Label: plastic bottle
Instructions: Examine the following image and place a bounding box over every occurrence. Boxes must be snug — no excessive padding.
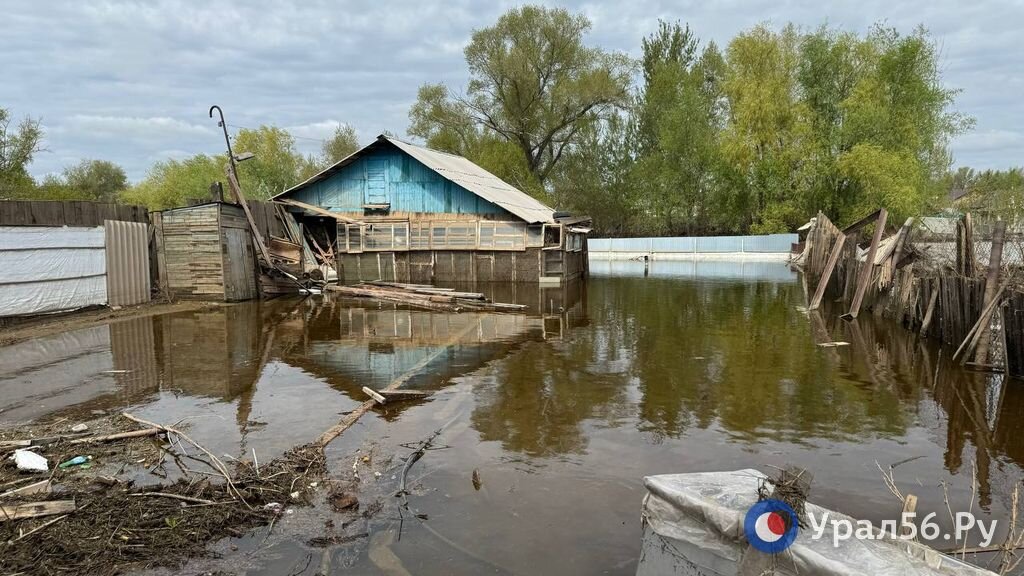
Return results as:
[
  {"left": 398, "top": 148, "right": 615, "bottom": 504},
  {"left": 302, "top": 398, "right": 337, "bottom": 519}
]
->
[{"left": 58, "top": 455, "right": 93, "bottom": 468}]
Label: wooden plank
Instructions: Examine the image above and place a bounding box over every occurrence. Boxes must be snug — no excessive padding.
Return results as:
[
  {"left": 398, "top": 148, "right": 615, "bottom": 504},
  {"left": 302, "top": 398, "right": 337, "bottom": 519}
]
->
[
  {"left": 842, "top": 209, "right": 883, "bottom": 235},
  {"left": 809, "top": 234, "right": 846, "bottom": 310},
  {"left": 920, "top": 287, "right": 939, "bottom": 335},
  {"left": 378, "top": 390, "right": 428, "bottom": 399},
  {"left": 0, "top": 499, "right": 76, "bottom": 522},
  {"left": 843, "top": 208, "right": 887, "bottom": 320},
  {"left": 900, "top": 494, "right": 918, "bottom": 537},
  {"left": 276, "top": 198, "right": 363, "bottom": 224},
  {"left": 225, "top": 167, "right": 272, "bottom": 265},
  {"left": 0, "top": 480, "right": 51, "bottom": 499},
  {"left": 975, "top": 220, "right": 1006, "bottom": 364}
]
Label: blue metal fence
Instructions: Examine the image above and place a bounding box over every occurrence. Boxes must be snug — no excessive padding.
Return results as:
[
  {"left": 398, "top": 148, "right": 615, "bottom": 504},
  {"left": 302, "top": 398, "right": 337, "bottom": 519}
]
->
[{"left": 588, "top": 234, "right": 797, "bottom": 254}]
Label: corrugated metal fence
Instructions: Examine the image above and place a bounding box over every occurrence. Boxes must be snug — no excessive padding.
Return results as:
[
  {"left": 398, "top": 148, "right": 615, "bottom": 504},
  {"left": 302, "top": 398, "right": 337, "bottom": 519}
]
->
[
  {"left": 105, "top": 220, "right": 151, "bottom": 307},
  {"left": 588, "top": 234, "right": 797, "bottom": 255}
]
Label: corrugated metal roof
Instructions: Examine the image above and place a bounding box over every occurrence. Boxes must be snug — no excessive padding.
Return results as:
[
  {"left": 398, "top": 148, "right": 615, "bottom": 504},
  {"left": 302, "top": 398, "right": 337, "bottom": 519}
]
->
[{"left": 276, "top": 135, "right": 555, "bottom": 224}]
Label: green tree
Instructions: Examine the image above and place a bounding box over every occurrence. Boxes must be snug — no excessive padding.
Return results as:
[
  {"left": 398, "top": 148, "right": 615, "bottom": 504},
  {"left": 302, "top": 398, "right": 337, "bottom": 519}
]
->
[
  {"left": 299, "top": 124, "right": 361, "bottom": 180},
  {"left": 232, "top": 126, "right": 301, "bottom": 198},
  {"left": 719, "top": 24, "right": 814, "bottom": 233},
  {"left": 549, "top": 115, "right": 636, "bottom": 235},
  {"left": 408, "top": 5, "right": 632, "bottom": 189},
  {"left": 63, "top": 159, "right": 128, "bottom": 201},
  {"left": 121, "top": 154, "right": 224, "bottom": 210},
  {"left": 0, "top": 107, "right": 44, "bottom": 198},
  {"left": 630, "top": 22, "right": 728, "bottom": 235}
]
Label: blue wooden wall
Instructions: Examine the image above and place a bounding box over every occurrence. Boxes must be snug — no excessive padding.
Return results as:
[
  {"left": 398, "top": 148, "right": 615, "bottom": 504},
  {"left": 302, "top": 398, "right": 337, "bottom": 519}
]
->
[{"left": 285, "top": 146, "right": 513, "bottom": 218}]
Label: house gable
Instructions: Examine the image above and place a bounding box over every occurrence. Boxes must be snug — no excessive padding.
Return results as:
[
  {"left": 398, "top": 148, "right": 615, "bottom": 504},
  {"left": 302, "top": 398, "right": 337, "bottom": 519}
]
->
[{"left": 283, "top": 144, "right": 515, "bottom": 220}]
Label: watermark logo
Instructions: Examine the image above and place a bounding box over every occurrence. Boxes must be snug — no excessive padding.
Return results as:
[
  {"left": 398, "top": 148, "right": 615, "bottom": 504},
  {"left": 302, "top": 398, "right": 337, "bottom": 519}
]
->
[{"left": 744, "top": 499, "right": 799, "bottom": 554}]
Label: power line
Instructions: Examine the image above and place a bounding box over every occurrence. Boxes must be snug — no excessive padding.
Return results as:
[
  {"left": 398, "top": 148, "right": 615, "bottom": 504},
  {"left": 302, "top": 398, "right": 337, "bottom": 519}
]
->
[{"left": 225, "top": 122, "right": 336, "bottom": 145}]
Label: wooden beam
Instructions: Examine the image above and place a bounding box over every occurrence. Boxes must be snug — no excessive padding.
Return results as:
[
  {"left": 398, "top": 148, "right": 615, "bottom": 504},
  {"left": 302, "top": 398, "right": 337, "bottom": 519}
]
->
[
  {"left": 225, "top": 167, "right": 273, "bottom": 265},
  {"left": 842, "top": 209, "right": 883, "bottom": 235},
  {"left": 809, "top": 234, "right": 846, "bottom": 310},
  {"left": 975, "top": 220, "right": 1006, "bottom": 365},
  {"left": 362, "top": 387, "right": 387, "bottom": 405},
  {"left": 954, "top": 283, "right": 1007, "bottom": 363},
  {"left": 920, "top": 287, "right": 939, "bottom": 335},
  {"left": 892, "top": 217, "right": 915, "bottom": 269},
  {"left": 843, "top": 208, "right": 888, "bottom": 320},
  {"left": 276, "top": 198, "right": 363, "bottom": 225}
]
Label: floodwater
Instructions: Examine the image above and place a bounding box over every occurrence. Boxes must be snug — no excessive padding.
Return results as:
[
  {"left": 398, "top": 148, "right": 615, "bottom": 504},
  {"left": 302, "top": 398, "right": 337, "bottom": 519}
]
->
[{"left": 2, "top": 259, "right": 1022, "bottom": 575}]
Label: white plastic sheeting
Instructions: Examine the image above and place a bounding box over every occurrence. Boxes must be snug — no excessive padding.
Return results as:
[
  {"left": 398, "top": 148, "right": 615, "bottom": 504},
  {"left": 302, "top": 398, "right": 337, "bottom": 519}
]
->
[
  {"left": 638, "top": 469, "right": 995, "bottom": 576},
  {"left": 0, "top": 226, "right": 107, "bottom": 317}
]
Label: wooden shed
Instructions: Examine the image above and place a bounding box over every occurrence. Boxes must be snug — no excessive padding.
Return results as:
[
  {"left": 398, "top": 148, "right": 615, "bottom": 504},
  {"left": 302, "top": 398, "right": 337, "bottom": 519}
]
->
[{"left": 154, "top": 202, "right": 257, "bottom": 301}]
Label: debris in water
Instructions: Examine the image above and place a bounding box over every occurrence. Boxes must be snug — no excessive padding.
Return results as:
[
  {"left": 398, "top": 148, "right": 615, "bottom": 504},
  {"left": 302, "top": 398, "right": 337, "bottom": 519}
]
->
[
  {"left": 58, "top": 455, "right": 93, "bottom": 469},
  {"left": 330, "top": 490, "right": 359, "bottom": 511},
  {"left": 472, "top": 469, "right": 482, "bottom": 491},
  {"left": 816, "top": 341, "right": 850, "bottom": 348}
]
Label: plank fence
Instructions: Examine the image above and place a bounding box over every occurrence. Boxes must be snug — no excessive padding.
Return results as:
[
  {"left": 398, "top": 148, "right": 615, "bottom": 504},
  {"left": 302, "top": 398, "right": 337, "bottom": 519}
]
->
[
  {"left": 803, "top": 211, "right": 1024, "bottom": 379},
  {"left": 0, "top": 200, "right": 148, "bottom": 227}
]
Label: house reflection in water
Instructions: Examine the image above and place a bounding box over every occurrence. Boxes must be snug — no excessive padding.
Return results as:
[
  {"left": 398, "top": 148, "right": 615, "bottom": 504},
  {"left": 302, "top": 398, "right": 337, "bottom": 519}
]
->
[{"left": 0, "top": 281, "right": 586, "bottom": 429}]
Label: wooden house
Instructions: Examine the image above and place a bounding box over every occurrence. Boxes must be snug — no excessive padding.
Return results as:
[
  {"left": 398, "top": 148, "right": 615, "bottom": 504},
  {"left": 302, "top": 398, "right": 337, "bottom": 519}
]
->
[
  {"left": 274, "top": 135, "right": 590, "bottom": 284},
  {"left": 153, "top": 203, "right": 258, "bottom": 301}
]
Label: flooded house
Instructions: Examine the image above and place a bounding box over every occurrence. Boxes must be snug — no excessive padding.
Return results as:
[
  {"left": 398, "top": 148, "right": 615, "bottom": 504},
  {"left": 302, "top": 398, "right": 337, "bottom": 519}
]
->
[{"left": 274, "top": 135, "right": 590, "bottom": 284}]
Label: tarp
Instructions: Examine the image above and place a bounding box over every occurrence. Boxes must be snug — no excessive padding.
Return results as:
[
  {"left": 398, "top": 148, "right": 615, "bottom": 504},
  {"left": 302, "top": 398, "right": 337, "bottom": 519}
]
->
[
  {"left": 0, "top": 226, "right": 107, "bottom": 317},
  {"left": 638, "top": 469, "right": 995, "bottom": 576}
]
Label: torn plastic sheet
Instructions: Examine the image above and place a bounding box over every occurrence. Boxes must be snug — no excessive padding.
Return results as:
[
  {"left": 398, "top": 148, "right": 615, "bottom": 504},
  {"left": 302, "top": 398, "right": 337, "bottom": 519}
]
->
[{"left": 638, "top": 469, "right": 995, "bottom": 576}]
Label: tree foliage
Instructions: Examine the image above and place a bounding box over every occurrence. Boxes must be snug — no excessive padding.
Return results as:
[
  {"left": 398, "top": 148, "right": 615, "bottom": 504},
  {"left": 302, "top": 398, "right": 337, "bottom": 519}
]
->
[
  {"left": 0, "top": 107, "right": 44, "bottom": 198},
  {"left": 409, "top": 5, "right": 632, "bottom": 190},
  {"left": 62, "top": 159, "right": 128, "bottom": 202},
  {"left": 299, "top": 124, "right": 360, "bottom": 180}
]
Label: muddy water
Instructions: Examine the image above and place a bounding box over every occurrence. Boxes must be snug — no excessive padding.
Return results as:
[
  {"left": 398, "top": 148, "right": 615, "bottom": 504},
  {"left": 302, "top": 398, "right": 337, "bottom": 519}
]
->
[{"left": 2, "top": 261, "right": 1022, "bottom": 575}]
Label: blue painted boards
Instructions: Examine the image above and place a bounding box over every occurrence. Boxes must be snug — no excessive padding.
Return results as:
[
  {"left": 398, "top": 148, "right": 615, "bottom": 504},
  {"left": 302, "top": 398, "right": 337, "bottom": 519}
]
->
[{"left": 285, "top": 146, "right": 513, "bottom": 218}]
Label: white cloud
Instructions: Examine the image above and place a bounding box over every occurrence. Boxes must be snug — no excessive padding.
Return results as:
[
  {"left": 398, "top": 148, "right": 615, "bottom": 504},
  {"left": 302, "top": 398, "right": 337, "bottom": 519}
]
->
[{"left": 2, "top": 0, "right": 1022, "bottom": 182}]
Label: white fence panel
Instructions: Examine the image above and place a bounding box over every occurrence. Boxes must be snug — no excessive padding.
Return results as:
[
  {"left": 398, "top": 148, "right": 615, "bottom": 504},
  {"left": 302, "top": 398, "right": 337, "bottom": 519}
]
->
[{"left": 0, "top": 226, "right": 107, "bottom": 317}]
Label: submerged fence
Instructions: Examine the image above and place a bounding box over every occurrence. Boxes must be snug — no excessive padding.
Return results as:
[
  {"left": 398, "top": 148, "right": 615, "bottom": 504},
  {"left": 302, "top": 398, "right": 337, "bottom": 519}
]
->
[
  {"left": 801, "top": 211, "right": 1024, "bottom": 379},
  {"left": 589, "top": 233, "right": 797, "bottom": 256}
]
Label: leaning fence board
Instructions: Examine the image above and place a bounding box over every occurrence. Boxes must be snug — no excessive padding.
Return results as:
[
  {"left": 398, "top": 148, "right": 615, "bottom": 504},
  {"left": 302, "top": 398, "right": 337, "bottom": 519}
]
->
[
  {"left": 809, "top": 234, "right": 846, "bottom": 310},
  {"left": 843, "top": 209, "right": 887, "bottom": 320}
]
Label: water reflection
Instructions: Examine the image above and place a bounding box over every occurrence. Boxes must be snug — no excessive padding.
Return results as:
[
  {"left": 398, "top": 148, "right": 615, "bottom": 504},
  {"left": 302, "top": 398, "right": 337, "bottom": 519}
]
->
[
  {"left": 2, "top": 268, "right": 1023, "bottom": 520},
  {"left": 0, "top": 281, "right": 587, "bottom": 430}
]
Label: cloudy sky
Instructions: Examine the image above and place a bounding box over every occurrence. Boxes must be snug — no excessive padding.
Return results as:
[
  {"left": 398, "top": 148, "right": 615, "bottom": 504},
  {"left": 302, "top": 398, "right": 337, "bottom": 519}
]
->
[{"left": 4, "top": 0, "right": 1021, "bottom": 182}]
